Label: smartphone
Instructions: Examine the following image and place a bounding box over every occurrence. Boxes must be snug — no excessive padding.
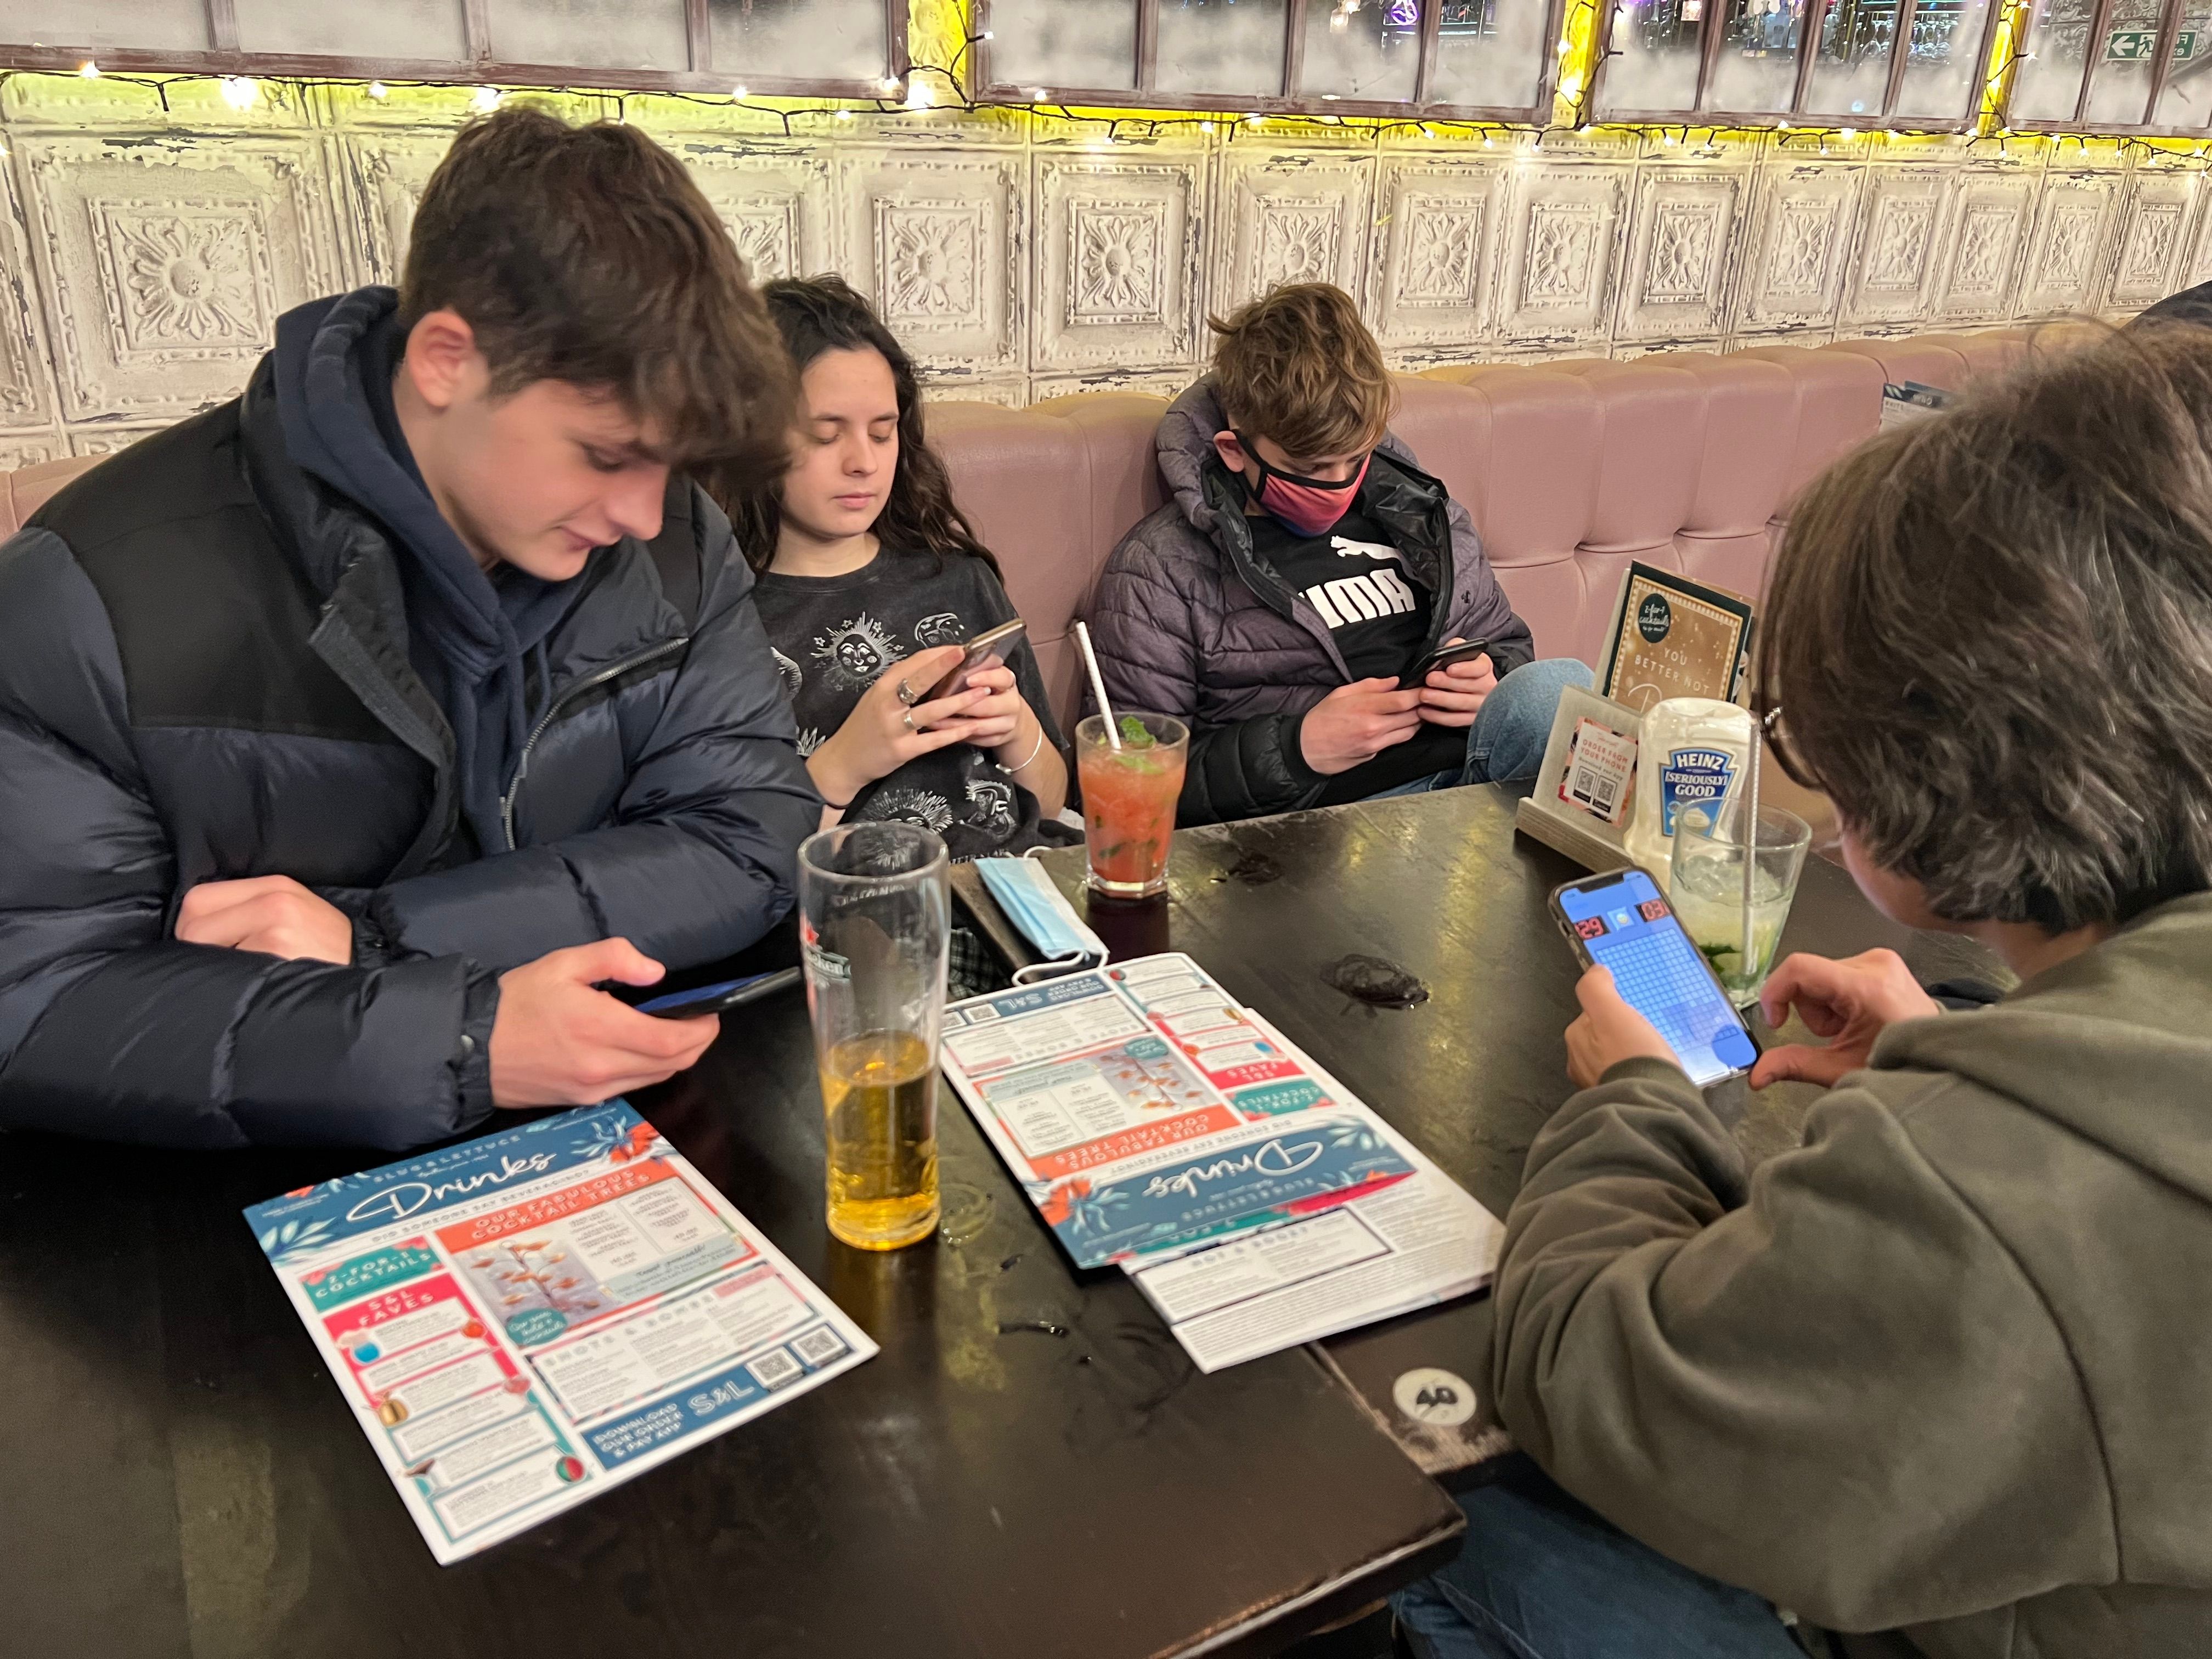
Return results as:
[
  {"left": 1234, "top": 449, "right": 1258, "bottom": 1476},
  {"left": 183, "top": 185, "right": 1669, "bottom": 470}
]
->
[
  {"left": 1399, "top": 637, "right": 1490, "bottom": 690},
  {"left": 925, "top": 618, "right": 1026, "bottom": 701},
  {"left": 1548, "top": 867, "right": 1759, "bottom": 1087},
  {"left": 625, "top": 966, "right": 803, "bottom": 1019}
]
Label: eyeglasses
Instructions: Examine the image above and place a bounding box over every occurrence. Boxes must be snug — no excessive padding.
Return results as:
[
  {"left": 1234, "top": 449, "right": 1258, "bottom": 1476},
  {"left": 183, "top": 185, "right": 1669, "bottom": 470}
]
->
[{"left": 1755, "top": 703, "right": 1814, "bottom": 791}]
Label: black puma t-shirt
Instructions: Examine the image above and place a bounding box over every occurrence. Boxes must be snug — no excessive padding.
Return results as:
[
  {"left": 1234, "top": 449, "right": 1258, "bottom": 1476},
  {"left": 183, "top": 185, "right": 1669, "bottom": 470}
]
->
[{"left": 1246, "top": 506, "right": 1466, "bottom": 803}]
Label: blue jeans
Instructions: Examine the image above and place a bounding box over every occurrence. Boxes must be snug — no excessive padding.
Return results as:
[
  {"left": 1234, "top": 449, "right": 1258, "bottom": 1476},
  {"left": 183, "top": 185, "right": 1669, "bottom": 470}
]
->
[
  {"left": 1369, "top": 657, "right": 1596, "bottom": 799},
  {"left": 1393, "top": 1465, "right": 1804, "bottom": 1659}
]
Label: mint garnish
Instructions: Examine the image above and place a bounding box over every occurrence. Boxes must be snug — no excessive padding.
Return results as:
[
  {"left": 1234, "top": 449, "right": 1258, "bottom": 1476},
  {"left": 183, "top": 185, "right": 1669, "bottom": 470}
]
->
[{"left": 1118, "top": 715, "right": 1155, "bottom": 749}]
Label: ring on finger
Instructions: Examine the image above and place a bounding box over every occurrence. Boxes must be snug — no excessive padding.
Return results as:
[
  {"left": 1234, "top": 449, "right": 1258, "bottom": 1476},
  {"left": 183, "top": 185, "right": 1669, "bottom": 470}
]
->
[
  {"left": 902, "top": 709, "right": 916, "bottom": 732},
  {"left": 895, "top": 678, "right": 919, "bottom": 707}
]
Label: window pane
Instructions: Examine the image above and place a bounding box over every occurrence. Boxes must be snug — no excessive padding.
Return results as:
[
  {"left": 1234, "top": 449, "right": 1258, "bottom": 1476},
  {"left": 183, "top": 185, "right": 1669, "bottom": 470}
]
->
[
  {"left": 1804, "top": 0, "right": 1895, "bottom": 115},
  {"left": 2080, "top": 0, "right": 2160, "bottom": 123},
  {"left": 1430, "top": 0, "right": 1553, "bottom": 107},
  {"left": 1156, "top": 0, "right": 1289, "bottom": 98},
  {"left": 235, "top": 0, "right": 469, "bottom": 59},
  {"left": 1298, "top": 0, "right": 1424, "bottom": 100},
  {"left": 1891, "top": 0, "right": 1996, "bottom": 120},
  {"left": 489, "top": 0, "right": 690, "bottom": 70},
  {"left": 2151, "top": 5, "right": 2212, "bottom": 124},
  {"left": 988, "top": 0, "right": 1138, "bottom": 91},
  {"left": 1706, "top": 0, "right": 1808, "bottom": 110},
  {"left": 2009, "top": 0, "right": 2095, "bottom": 121},
  {"left": 0, "top": 0, "right": 208, "bottom": 51},
  {"left": 1595, "top": 0, "right": 1706, "bottom": 114},
  {"left": 711, "top": 0, "right": 888, "bottom": 80}
]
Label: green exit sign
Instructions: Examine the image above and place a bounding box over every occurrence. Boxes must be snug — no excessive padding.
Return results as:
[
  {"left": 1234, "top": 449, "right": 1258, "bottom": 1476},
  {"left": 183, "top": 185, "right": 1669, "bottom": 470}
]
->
[{"left": 2107, "top": 27, "right": 2198, "bottom": 58}]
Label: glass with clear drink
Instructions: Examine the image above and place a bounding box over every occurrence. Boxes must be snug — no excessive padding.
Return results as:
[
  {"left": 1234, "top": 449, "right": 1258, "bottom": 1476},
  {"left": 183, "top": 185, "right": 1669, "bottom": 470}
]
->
[
  {"left": 1076, "top": 713, "right": 1188, "bottom": 898},
  {"left": 798, "top": 822, "right": 949, "bottom": 1251},
  {"left": 1669, "top": 799, "right": 1812, "bottom": 1006}
]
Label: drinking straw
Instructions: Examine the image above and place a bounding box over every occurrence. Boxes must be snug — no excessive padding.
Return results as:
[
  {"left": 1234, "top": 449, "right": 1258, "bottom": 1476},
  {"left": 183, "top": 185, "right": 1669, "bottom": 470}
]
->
[
  {"left": 1074, "top": 620, "right": 1122, "bottom": 751},
  {"left": 1741, "top": 714, "right": 1760, "bottom": 988}
]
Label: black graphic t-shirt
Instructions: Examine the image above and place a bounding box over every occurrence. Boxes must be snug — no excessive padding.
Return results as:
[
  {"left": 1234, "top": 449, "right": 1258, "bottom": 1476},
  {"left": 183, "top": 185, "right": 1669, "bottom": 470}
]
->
[
  {"left": 1246, "top": 505, "right": 1466, "bottom": 803},
  {"left": 753, "top": 546, "right": 1076, "bottom": 862}
]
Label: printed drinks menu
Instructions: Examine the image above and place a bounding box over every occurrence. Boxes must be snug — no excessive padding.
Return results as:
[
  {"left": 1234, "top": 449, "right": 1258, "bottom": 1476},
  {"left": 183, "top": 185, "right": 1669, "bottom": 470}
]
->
[
  {"left": 940, "top": 954, "right": 1417, "bottom": 1269},
  {"left": 245, "top": 1104, "right": 874, "bottom": 1564}
]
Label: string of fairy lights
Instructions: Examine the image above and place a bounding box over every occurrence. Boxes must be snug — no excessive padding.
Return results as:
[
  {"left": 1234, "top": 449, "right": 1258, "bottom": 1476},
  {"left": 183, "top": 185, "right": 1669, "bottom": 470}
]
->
[{"left": 20, "top": 0, "right": 2212, "bottom": 174}]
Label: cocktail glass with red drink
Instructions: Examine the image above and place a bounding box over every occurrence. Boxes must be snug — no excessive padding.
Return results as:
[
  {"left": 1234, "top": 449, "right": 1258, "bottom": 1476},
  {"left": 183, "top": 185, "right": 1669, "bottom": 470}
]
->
[{"left": 1075, "top": 713, "right": 1188, "bottom": 899}]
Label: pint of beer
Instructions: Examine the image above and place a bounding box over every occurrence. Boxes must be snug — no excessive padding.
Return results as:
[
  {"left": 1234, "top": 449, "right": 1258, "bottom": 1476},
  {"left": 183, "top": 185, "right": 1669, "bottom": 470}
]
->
[{"left": 798, "top": 823, "right": 950, "bottom": 1251}]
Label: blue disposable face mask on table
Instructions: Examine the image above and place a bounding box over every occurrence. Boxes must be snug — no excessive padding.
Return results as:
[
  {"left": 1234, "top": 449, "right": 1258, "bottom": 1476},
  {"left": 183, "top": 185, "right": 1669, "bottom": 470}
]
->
[{"left": 975, "top": 856, "right": 1109, "bottom": 984}]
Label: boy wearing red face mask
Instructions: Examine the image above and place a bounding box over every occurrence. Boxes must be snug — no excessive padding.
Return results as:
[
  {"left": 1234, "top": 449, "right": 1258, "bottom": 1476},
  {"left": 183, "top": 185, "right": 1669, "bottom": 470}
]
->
[{"left": 1088, "top": 283, "right": 1588, "bottom": 826}]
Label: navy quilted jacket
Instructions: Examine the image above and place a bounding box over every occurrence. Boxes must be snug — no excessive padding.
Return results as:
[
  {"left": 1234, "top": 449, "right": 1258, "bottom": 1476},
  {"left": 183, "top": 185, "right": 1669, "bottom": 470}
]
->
[
  {"left": 1085, "top": 377, "right": 1534, "bottom": 825},
  {"left": 0, "top": 338, "right": 816, "bottom": 1151}
]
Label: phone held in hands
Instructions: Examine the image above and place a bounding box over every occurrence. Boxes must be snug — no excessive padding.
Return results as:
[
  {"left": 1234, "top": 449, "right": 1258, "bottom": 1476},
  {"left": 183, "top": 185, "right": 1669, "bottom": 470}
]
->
[
  {"left": 1548, "top": 867, "right": 1759, "bottom": 1087},
  {"left": 623, "top": 967, "right": 804, "bottom": 1019},
  {"left": 926, "top": 618, "right": 1027, "bottom": 701},
  {"left": 1399, "top": 637, "right": 1490, "bottom": 691}
]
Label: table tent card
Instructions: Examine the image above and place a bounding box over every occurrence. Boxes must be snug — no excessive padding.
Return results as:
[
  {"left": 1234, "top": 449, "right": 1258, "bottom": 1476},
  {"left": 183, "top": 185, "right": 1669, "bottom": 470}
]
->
[
  {"left": 1879, "top": 380, "right": 1952, "bottom": 431},
  {"left": 245, "top": 1104, "right": 874, "bottom": 1564},
  {"left": 1595, "top": 563, "right": 1754, "bottom": 715},
  {"left": 941, "top": 955, "right": 1419, "bottom": 1270},
  {"left": 1515, "top": 684, "right": 1647, "bottom": 872}
]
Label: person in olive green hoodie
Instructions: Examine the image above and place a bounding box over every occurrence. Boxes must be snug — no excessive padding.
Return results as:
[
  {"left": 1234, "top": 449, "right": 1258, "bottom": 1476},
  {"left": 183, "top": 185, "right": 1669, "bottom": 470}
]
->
[{"left": 1395, "top": 322, "right": 2212, "bottom": 1659}]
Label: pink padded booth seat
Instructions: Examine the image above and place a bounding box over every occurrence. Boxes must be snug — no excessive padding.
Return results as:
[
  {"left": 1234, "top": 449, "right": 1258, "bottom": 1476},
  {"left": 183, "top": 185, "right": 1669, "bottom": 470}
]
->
[
  {"left": 0, "top": 323, "right": 2103, "bottom": 737},
  {"left": 0, "top": 454, "right": 99, "bottom": 537},
  {"left": 928, "top": 391, "right": 1167, "bottom": 731}
]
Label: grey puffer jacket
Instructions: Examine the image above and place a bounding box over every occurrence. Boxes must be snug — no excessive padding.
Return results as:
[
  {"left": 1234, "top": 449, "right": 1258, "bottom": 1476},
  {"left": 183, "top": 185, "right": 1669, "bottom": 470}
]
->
[{"left": 1086, "top": 377, "right": 1534, "bottom": 825}]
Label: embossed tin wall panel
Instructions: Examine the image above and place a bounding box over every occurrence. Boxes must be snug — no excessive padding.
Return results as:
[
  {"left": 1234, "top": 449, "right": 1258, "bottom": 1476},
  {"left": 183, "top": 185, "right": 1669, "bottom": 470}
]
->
[
  {"left": 1368, "top": 158, "right": 1506, "bottom": 351},
  {"left": 1735, "top": 163, "right": 1864, "bottom": 333},
  {"left": 841, "top": 150, "right": 1026, "bottom": 379},
  {"left": 338, "top": 133, "right": 450, "bottom": 284},
  {"left": 1494, "top": 165, "right": 1627, "bottom": 346},
  {"left": 20, "top": 132, "right": 341, "bottom": 423},
  {"left": 1616, "top": 166, "right": 1745, "bottom": 342},
  {"left": 2108, "top": 171, "right": 2197, "bottom": 312},
  {"left": 682, "top": 146, "right": 840, "bottom": 287},
  {"left": 1212, "top": 149, "right": 1372, "bottom": 314},
  {"left": 1034, "top": 154, "right": 1203, "bottom": 371},
  {"left": 1930, "top": 170, "right": 2036, "bottom": 324},
  {"left": 2016, "top": 173, "right": 2122, "bottom": 318},
  {"left": 0, "top": 432, "right": 60, "bottom": 468},
  {"left": 1843, "top": 166, "right": 1953, "bottom": 327},
  {"left": 0, "top": 155, "right": 54, "bottom": 430}
]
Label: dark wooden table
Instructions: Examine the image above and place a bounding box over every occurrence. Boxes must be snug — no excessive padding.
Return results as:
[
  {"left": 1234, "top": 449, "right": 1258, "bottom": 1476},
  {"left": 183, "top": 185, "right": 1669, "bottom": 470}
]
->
[
  {"left": 0, "top": 785, "right": 1996, "bottom": 1658},
  {"left": 1030, "top": 783, "right": 2002, "bottom": 1481},
  {"left": 0, "top": 934, "right": 1460, "bottom": 1655}
]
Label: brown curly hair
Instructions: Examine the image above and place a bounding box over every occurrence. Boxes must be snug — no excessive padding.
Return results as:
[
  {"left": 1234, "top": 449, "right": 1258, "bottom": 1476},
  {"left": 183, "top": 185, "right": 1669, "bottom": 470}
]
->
[
  {"left": 1207, "top": 282, "right": 1396, "bottom": 461},
  {"left": 700, "top": 274, "right": 1000, "bottom": 580},
  {"left": 1757, "top": 321, "right": 2212, "bottom": 933}
]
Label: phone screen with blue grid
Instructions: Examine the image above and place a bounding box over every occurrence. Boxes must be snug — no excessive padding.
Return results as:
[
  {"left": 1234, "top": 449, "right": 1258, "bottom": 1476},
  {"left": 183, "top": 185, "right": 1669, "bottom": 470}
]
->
[{"left": 1557, "top": 869, "right": 1758, "bottom": 1087}]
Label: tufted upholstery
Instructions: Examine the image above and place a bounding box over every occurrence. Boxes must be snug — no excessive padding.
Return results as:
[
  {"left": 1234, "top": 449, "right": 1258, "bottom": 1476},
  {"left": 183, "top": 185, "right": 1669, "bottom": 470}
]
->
[
  {"left": 5, "top": 324, "right": 2098, "bottom": 738},
  {"left": 939, "top": 324, "right": 2082, "bottom": 726}
]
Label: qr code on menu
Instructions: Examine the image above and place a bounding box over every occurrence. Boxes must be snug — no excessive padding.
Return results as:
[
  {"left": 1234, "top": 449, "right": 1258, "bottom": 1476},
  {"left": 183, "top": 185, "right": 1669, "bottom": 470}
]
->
[
  {"left": 1561, "top": 719, "right": 1637, "bottom": 825},
  {"left": 791, "top": 1327, "right": 849, "bottom": 1366},
  {"left": 747, "top": 1348, "right": 804, "bottom": 1390}
]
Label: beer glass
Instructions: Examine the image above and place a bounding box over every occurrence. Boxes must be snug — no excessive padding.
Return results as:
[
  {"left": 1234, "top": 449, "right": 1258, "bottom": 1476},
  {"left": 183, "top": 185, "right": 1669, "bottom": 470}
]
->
[{"left": 798, "top": 823, "right": 949, "bottom": 1251}]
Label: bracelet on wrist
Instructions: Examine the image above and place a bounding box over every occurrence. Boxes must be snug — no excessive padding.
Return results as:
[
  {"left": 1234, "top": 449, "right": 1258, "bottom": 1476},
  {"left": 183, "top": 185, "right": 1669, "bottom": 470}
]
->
[{"left": 997, "top": 722, "right": 1048, "bottom": 775}]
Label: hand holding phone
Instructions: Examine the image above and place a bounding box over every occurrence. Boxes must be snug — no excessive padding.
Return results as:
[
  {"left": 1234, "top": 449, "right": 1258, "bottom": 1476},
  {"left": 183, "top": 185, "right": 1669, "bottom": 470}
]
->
[
  {"left": 1564, "top": 966, "right": 1680, "bottom": 1089},
  {"left": 926, "top": 618, "right": 1027, "bottom": 701},
  {"left": 1549, "top": 867, "right": 1759, "bottom": 1087},
  {"left": 626, "top": 966, "right": 803, "bottom": 1018},
  {"left": 1398, "top": 636, "right": 1491, "bottom": 691}
]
